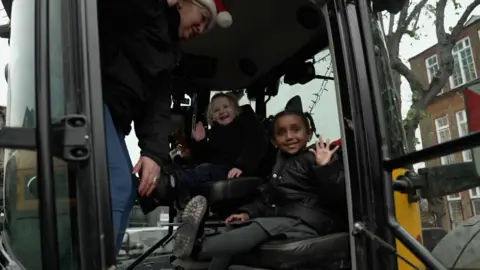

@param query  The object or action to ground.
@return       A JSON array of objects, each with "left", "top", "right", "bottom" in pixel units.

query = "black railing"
[
  {"left": 35, "top": 0, "right": 60, "bottom": 268},
  {"left": 383, "top": 132, "right": 480, "bottom": 171}
]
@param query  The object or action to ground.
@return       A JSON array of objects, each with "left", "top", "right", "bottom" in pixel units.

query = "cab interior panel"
[{"left": 180, "top": 0, "right": 328, "bottom": 89}]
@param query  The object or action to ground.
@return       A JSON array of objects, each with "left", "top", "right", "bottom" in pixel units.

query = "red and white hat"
[{"left": 195, "top": 0, "right": 233, "bottom": 30}]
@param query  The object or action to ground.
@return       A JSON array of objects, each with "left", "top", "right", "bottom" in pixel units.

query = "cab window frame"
[{"left": 1, "top": 0, "right": 115, "bottom": 268}]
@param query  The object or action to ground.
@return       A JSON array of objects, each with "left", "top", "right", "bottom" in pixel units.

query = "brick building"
[{"left": 408, "top": 15, "right": 480, "bottom": 230}]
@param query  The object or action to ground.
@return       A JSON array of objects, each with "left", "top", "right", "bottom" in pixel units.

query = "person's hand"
[
  {"left": 132, "top": 156, "right": 161, "bottom": 196},
  {"left": 309, "top": 137, "right": 340, "bottom": 166},
  {"left": 225, "top": 213, "right": 249, "bottom": 224},
  {"left": 192, "top": 122, "right": 206, "bottom": 142},
  {"left": 228, "top": 168, "right": 242, "bottom": 178}
]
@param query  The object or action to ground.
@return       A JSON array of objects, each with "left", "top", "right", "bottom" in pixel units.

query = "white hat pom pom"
[{"left": 216, "top": 11, "right": 232, "bottom": 28}]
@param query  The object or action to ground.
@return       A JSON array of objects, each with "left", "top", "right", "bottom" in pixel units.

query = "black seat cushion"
[
  {"left": 192, "top": 177, "right": 264, "bottom": 204},
  {"left": 232, "top": 233, "right": 350, "bottom": 269}
]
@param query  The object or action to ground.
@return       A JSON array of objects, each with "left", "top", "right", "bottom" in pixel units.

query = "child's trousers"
[
  {"left": 199, "top": 223, "right": 270, "bottom": 270},
  {"left": 171, "top": 163, "right": 230, "bottom": 190}
]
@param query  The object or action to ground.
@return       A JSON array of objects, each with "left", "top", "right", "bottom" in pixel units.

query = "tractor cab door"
[{"left": 0, "top": 0, "right": 114, "bottom": 269}]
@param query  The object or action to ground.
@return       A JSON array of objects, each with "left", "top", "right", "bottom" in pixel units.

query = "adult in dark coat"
[{"left": 97, "top": 0, "right": 233, "bottom": 255}]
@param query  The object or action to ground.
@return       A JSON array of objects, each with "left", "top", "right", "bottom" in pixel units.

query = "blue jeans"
[
  {"left": 172, "top": 163, "right": 230, "bottom": 190},
  {"left": 104, "top": 106, "right": 137, "bottom": 255}
]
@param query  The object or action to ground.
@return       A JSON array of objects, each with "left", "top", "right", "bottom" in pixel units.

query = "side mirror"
[
  {"left": 265, "top": 79, "right": 279, "bottom": 96},
  {"left": 284, "top": 62, "right": 316, "bottom": 85},
  {"left": 0, "top": 23, "right": 10, "bottom": 39}
]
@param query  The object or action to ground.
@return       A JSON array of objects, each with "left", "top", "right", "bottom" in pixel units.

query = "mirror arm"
[{"left": 392, "top": 170, "right": 425, "bottom": 203}]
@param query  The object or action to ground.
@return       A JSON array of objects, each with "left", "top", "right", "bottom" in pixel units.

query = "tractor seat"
[
  {"left": 172, "top": 233, "right": 350, "bottom": 270},
  {"left": 232, "top": 233, "right": 350, "bottom": 269},
  {"left": 192, "top": 177, "right": 264, "bottom": 204}
]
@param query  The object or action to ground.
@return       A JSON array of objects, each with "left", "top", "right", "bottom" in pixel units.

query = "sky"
[{"left": 0, "top": 1, "right": 478, "bottom": 166}]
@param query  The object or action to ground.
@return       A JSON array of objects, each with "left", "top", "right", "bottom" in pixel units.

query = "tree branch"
[
  {"left": 408, "top": 10, "right": 421, "bottom": 37},
  {"left": 388, "top": 12, "right": 395, "bottom": 36},
  {"left": 395, "top": 0, "right": 410, "bottom": 33},
  {"left": 450, "top": 0, "right": 480, "bottom": 40},
  {"left": 425, "top": 0, "right": 480, "bottom": 107},
  {"left": 396, "top": 0, "right": 428, "bottom": 35},
  {"left": 435, "top": 0, "right": 448, "bottom": 42},
  {"left": 391, "top": 57, "right": 424, "bottom": 94}
]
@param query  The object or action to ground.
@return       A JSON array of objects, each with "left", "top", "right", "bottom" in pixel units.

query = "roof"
[
  {"left": 408, "top": 14, "right": 480, "bottom": 62},
  {"left": 465, "top": 15, "right": 480, "bottom": 27}
]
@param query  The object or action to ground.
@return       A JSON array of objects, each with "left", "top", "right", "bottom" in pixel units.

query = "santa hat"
[{"left": 195, "top": 0, "right": 233, "bottom": 30}]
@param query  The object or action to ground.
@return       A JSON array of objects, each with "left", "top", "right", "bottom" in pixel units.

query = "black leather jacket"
[
  {"left": 98, "top": 0, "right": 181, "bottom": 166},
  {"left": 238, "top": 146, "right": 348, "bottom": 234}
]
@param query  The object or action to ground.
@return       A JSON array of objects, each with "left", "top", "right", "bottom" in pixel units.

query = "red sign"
[{"left": 464, "top": 81, "right": 480, "bottom": 132}]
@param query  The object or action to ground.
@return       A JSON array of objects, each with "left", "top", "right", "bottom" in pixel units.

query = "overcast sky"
[{"left": 0, "top": 1, "right": 478, "bottom": 165}]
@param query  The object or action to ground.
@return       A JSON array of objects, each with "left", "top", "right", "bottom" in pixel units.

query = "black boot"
[
  {"left": 173, "top": 195, "right": 208, "bottom": 259},
  {"left": 137, "top": 172, "right": 176, "bottom": 215}
]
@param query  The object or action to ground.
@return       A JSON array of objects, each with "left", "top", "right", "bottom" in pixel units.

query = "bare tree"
[
  {"left": 384, "top": 0, "right": 480, "bottom": 153},
  {"left": 384, "top": 0, "right": 480, "bottom": 228}
]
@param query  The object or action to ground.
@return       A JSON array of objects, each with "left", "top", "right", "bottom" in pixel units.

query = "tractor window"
[
  {"left": 267, "top": 49, "right": 340, "bottom": 141},
  {"left": 371, "top": 6, "right": 480, "bottom": 269},
  {"left": 3, "top": 0, "right": 78, "bottom": 268}
]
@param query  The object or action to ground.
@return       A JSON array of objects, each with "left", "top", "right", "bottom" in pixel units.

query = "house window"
[
  {"left": 426, "top": 55, "right": 439, "bottom": 83},
  {"left": 435, "top": 116, "right": 455, "bottom": 164},
  {"left": 470, "top": 188, "right": 480, "bottom": 216},
  {"left": 456, "top": 110, "right": 473, "bottom": 162},
  {"left": 450, "top": 37, "right": 477, "bottom": 89},
  {"left": 446, "top": 193, "right": 463, "bottom": 227}
]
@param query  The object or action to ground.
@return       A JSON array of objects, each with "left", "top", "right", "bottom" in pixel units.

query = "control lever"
[{"left": 353, "top": 222, "right": 420, "bottom": 270}]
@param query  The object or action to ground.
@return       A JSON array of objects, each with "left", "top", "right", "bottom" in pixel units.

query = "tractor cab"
[{"left": 3, "top": 0, "right": 480, "bottom": 269}]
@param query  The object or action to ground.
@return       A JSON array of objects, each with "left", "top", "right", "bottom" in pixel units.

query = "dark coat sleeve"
[
  {"left": 190, "top": 138, "right": 210, "bottom": 163},
  {"left": 236, "top": 198, "right": 267, "bottom": 219},
  {"left": 235, "top": 184, "right": 268, "bottom": 218},
  {"left": 134, "top": 92, "right": 171, "bottom": 166},
  {"left": 233, "top": 118, "right": 268, "bottom": 175},
  {"left": 311, "top": 150, "right": 346, "bottom": 202}
]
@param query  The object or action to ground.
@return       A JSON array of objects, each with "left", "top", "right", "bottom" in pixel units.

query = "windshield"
[{"left": 376, "top": 1, "right": 480, "bottom": 268}]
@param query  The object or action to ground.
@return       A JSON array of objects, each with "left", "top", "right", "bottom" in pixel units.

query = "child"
[
  {"left": 172, "top": 109, "right": 348, "bottom": 269},
  {"left": 164, "top": 92, "right": 267, "bottom": 194}
]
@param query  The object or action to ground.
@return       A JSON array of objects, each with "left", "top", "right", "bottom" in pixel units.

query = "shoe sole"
[{"left": 173, "top": 195, "right": 208, "bottom": 258}]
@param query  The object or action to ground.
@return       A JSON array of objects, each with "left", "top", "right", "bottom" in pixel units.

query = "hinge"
[
  {"left": 61, "top": 115, "right": 90, "bottom": 161},
  {"left": 0, "top": 114, "right": 90, "bottom": 161}
]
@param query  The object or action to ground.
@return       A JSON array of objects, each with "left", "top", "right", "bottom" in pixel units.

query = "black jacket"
[
  {"left": 98, "top": 0, "right": 181, "bottom": 166},
  {"left": 189, "top": 107, "right": 268, "bottom": 175},
  {"left": 238, "top": 146, "right": 348, "bottom": 234}
]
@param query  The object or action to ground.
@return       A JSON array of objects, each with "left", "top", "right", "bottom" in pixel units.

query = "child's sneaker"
[{"left": 173, "top": 195, "right": 208, "bottom": 258}]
